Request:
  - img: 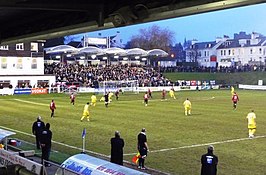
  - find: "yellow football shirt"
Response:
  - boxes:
[247,112,256,128]
[183,100,191,108]
[91,95,97,103]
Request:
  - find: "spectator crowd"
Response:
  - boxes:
[44,62,265,88]
[44,63,172,87]
[160,64,266,73]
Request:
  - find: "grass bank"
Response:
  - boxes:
[163,72,266,85]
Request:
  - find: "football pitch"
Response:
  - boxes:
[0,89,266,175]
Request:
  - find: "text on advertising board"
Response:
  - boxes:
[31,88,47,94]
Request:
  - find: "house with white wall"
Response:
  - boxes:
[185,32,266,67]
[185,36,228,67]
[216,32,266,67]
[0,41,55,89]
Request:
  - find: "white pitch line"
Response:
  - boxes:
[123,135,266,156]
[2,125,264,160]
[14,99,50,106]
[0,125,108,158]
[13,99,84,107]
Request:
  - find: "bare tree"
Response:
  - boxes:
[129,25,175,52]
[186,44,199,63]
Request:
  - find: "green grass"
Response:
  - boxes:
[1,90,266,175]
[163,72,266,85]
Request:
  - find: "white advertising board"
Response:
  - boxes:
[86,37,107,45]
[239,84,266,90]
[0,149,42,174]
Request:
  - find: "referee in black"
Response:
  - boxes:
[137,128,149,170]
[104,92,109,107]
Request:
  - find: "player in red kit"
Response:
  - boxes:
[50,99,56,118]
[232,92,239,110]
[115,90,119,100]
[161,89,166,100]
[148,88,152,98]
[144,92,149,106]
[70,93,75,105]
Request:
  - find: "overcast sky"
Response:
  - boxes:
[65,3,266,44]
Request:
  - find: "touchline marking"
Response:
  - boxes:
[13,99,83,107]
[0,125,108,158]
[123,135,266,156]
[2,126,265,158]
[14,99,50,106]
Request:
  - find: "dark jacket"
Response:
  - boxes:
[201,152,218,175]
[40,124,52,148]
[110,136,124,165]
[32,119,45,136]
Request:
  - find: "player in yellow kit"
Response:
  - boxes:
[100,96,105,102]
[169,88,176,99]
[231,86,235,96]
[108,92,114,102]
[91,94,97,106]
[80,102,90,122]
[246,110,256,138]
[183,98,192,116]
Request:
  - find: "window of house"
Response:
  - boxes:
[224,50,226,56]
[221,50,223,56]
[16,43,24,50]
[250,49,253,54]
[0,45,9,50]
[17,80,31,88]
[17,58,23,69]
[204,51,207,57]
[31,43,38,51]
[0,80,11,88]
[228,50,231,55]
[198,51,201,56]
[259,48,262,54]
[37,80,49,88]
[1,58,7,69]
[232,49,235,55]
[31,59,37,69]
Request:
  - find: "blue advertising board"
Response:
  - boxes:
[14,88,32,95]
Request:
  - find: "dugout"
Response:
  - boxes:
[0,128,16,150]
[55,153,150,175]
